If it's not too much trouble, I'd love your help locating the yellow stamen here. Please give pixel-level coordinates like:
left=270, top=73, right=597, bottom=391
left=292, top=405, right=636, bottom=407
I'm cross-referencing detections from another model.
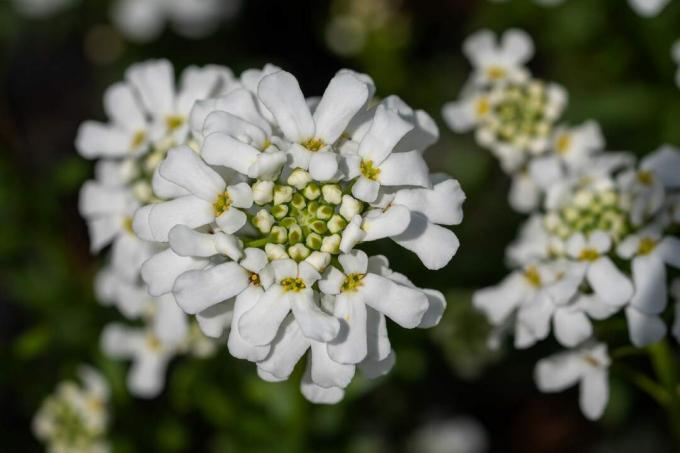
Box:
left=281, top=277, right=306, bottom=292
left=555, top=134, right=572, bottom=155
left=165, top=115, right=185, bottom=133
left=637, top=237, right=657, bottom=256
left=579, top=248, right=600, bottom=261
left=341, top=273, right=365, bottom=292
left=476, top=98, right=490, bottom=117
left=360, top=160, right=381, bottom=181
left=249, top=272, right=261, bottom=287
left=130, top=130, right=147, bottom=149
left=523, top=266, right=542, bottom=288
left=213, top=192, right=232, bottom=216
left=301, top=137, right=325, bottom=152
left=636, top=170, right=653, bottom=186
left=486, top=66, right=506, bottom=81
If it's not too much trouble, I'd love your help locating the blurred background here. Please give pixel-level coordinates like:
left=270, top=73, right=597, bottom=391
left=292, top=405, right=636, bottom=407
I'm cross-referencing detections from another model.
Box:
left=1, top=0, right=680, bottom=451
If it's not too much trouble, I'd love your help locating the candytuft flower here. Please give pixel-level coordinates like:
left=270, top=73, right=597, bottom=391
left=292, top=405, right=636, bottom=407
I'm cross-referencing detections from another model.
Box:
left=134, top=67, right=465, bottom=402
left=33, top=366, right=110, bottom=453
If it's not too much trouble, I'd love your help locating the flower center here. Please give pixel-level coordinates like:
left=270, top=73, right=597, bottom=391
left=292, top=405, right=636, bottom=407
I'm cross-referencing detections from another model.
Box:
left=248, top=177, right=363, bottom=260
left=476, top=97, right=491, bottom=117
left=165, top=115, right=185, bottom=133
left=636, top=170, right=653, bottom=186
left=281, top=277, right=306, bottom=292
left=637, top=237, right=657, bottom=256
left=213, top=192, right=232, bottom=216
left=301, top=137, right=325, bottom=152
left=486, top=66, right=506, bottom=81
left=122, top=216, right=134, bottom=233
left=482, top=80, right=558, bottom=152
left=145, top=334, right=162, bottom=351
left=130, top=130, right=147, bottom=150
left=523, top=266, right=542, bottom=288
left=341, top=273, right=365, bottom=292
left=583, top=354, right=600, bottom=367
left=555, top=133, right=572, bottom=155
left=249, top=272, right=261, bottom=286
left=360, top=159, right=381, bottom=181
left=579, top=248, right=600, bottom=262
left=545, top=185, right=630, bottom=243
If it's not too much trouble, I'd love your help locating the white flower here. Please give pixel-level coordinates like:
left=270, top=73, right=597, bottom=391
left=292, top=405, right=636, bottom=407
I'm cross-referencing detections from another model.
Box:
left=111, top=0, right=241, bottom=42
left=408, top=417, right=489, bottom=453
left=462, top=29, right=534, bottom=86
left=628, top=0, right=671, bottom=17
left=534, top=342, right=610, bottom=420
left=101, top=323, right=180, bottom=398
left=318, top=250, right=429, bottom=364
left=128, top=66, right=464, bottom=403
left=33, top=366, right=110, bottom=453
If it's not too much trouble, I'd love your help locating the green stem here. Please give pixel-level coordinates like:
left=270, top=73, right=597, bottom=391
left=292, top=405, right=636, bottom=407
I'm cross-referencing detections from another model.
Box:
left=648, top=340, right=680, bottom=446
left=613, top=362, right=670, bottom=407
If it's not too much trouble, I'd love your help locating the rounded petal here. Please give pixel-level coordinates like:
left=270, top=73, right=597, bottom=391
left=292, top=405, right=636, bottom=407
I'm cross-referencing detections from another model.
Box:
left=534, top=352, right=584, bottom=392
left=362, top=206, right=411, bottom=242
left=580, top=370, right=609, bottom=420
left=238, top=285, right=290, bottom=346
left=257, top=317, right=309, bottom=379
left=378, top=151, right=430, bottom=187
left=328, top=293, right=368, bottom=364
left=587, top=257, right=633, bottom=307
left=630, top=255, right=667, bottom=315
left=358, top=104, right=413, bottom=164
left=141, top=249, right=207, bottom=297
left=257, top=71, right=314, bottom=142
left=196, top=300, right=234, bottom=338
left=360, top=274, right=428, bottom=328
left=310, top=340, right=355, bottom=388
left=313, top=72, right=370, bottom=144
left=625, top=307, right=667, bottom=347
left=147, top=196, right=214, bottom=242
left=392, top=213, right=459, bottom=270
left=290, top=290, right=341, bottom=342
left=159, top=146, right=225, bottom=201
left=173, top=262, right=250, bottom=314
left=553, top=307, right=593, bottom=348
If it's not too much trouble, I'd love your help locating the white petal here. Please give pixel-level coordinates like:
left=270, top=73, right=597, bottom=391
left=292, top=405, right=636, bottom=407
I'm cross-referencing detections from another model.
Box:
left=128, top=352, right=168, bottom=399
left=196, top=300, right=234, bottom=338
left=378, top=151, right=430, bottom=187
left=553, top=307, right=593, bottom=348
left=625, top=307, right=667, bottom=347
left=309, top=151, right=339, bottom=181
left=239, top=285, right=290, bottom=346
left=257, top=317, right=309, bottom=379
left=359, top=350, right=396, bottom=379
left=392, top=213, right=460, bottom=270
left=173, top=262, right=250, bottom=314
left=313, top=72, right=370, bottom=144
left=631, top=255, right=667, bottom=314
left=362, top=206, right=411, bottom=242
left=509, top=173, right=541, bottom=214
left=659, top=237, right=680, bottom=268
left=338, top=249, right=369, bottom=275
left=75, top=121, right=131, bottom=159
left=257, top=71, right=314, bottom=142
left=103, top=82, right=147, bottom=132
left=587, top=257, right=634, bottom=307
left=502, top=28, right=534, bottom=64
left=176, top=66, right=221, bottom=116
left=290, top=290, right=341, bottom=342
left=318, top=266, right=346, bottom=295
left=441, top=99, right=477, bottom=133
left=159, top=146, right=225, bottom=201
left=100, top=323, right=138, bottom=357
left=153, top=294, right=188, bottom=347
left=351, top=177, right=380, bottom=203
left=534, top=352, right=584, bottom=392
left=111, top=233, right=152, bottom=281
left=125, top=59, right=174, bottom=118
left=300, top=367, right=345, bottom=404
left=328, top=293, right=368, bottom=364
left=579, top=369, right=609, bottom=420
left=141, top=249, right=207, bottom=297
left=418, top=289, right=447, bottom=328
left=358, top=104, right=413, bottom=164
left=365, top=308, right=391, bottom=361
left=310, top=340, right=355, bottom=388
left=361, top=274, right=428, bottom=328
left=147, top=196, right=214, bottom=242
left=152, top=169, right=190, bottom=199
left=391, top=176, right=465, bottom=226
left=215, top=208, right=247, bottom=234
left=168, top=225, right=218, bottom=257
left=227, top=286, right=271, bottom=361
left=473, top=273, right=527, bottom=325
left=202, top=132, right=260, bottom=175
left=87, top=216, right=123, bottom=253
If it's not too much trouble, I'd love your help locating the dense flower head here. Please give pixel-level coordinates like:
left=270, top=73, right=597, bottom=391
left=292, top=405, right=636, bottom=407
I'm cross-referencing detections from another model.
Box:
left=442, top=29, right=615, bottom=214
left=134, top=66, right=465, bottom=402
left=33, top=367, right=110, bottom=453
left=77, top=59, right=237, bottom=397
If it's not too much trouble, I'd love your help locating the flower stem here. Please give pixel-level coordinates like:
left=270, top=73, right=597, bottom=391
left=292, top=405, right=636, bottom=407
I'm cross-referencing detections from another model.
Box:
left=648, top=340, right=680, bottom=446
left=244, top=237, right=272, bottom=248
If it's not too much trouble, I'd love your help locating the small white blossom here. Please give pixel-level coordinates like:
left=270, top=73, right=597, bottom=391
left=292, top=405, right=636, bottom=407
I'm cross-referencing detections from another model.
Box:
left=33, top=366, right=110, bottom=453
left=535, top=342, right=610, bottom=420
left=111, top=0, right=241, bottom=42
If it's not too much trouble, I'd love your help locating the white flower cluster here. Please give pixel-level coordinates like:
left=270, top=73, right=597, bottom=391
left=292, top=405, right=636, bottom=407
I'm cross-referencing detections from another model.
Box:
left=450, top=30, right=680, bottom=420
left=489, top=0, right=672, bottom=17
left=442, top=29, right=613, bottom=214
left=77, top=59, right=237, bottom=397
left=131, top=66, right=465, bottom=403
left=33, top=366, right=110, bottom=453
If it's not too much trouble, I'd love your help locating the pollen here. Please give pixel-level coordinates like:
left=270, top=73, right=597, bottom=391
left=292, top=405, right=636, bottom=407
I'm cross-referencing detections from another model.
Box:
left=476, top=98, right=490, bottom=117
left=486, top=66, right=506, bottom=81
left=261, top=139, right=272, bottom=151
left=281, top=277, right=306, bottom=292
left=583, top=355, right=600, bottom=367
left=122, top=216, right=134, bottom=233
left=130, top=130, right=147, bottom=149
left=579, top=248, right=600, bottom=261
left=146, top=334, right=162, bottom=351
left=523, top=266, right=542, bottom=288
left=249, top=272, right=261, bottom=286
left=555, top=134, right=572, bottom=155
left=637, top=237, right=657, bottom=256
left=360, top=159, right=381, bottom=181
left=636, top=170, right=653, bottom=186
left=165, top=115, right=185, bottom=133
left=341, top=273, right=365, bottom=292
left=213, top=192, right=232, bottom=216
left=302, top=137, right=325, bottom=152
